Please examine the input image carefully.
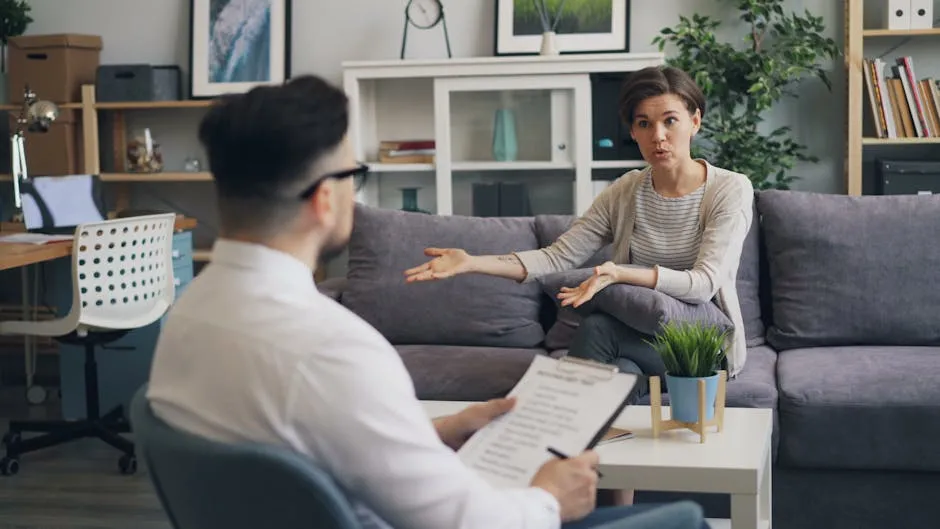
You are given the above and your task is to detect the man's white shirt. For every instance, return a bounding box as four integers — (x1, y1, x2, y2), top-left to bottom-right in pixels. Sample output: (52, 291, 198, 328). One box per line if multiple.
(146, 240, 561, 529)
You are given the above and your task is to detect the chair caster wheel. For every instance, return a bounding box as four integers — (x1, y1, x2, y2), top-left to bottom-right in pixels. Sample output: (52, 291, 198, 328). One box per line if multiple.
(26, 385, 47, 405)
(2, 432, 20, 447)
(1, 457, 19, 476)
(119, 454, 137, 475)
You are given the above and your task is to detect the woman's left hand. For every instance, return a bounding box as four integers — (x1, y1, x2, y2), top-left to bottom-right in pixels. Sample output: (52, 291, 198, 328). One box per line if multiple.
(558, 261, 620, 308)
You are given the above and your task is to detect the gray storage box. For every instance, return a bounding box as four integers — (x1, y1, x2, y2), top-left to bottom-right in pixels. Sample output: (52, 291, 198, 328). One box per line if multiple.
(96, 64, 181, 102)
(877, 159, 940, 195)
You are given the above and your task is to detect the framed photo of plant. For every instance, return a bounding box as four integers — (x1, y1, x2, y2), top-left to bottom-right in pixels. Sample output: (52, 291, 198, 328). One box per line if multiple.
(189, 0, 292, 99)
(494, 0, 629, 56)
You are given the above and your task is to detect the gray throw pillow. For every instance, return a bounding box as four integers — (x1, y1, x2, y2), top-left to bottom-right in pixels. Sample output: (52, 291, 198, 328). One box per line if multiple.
(537, 268, 734, 340)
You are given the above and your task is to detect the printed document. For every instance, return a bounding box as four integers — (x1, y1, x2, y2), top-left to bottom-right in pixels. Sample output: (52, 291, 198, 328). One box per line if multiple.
(457, 355, 638, 488)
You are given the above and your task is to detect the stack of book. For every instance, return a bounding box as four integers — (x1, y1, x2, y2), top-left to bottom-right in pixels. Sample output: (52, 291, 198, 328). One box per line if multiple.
(864, 55, 940, 139)
(378, 140, 435, 164)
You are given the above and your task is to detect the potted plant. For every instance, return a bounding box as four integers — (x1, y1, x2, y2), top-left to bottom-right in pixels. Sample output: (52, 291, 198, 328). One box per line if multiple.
(0, 0, 33, 103)
(652, 0, 839, 190)
(647, 321, 729, 424)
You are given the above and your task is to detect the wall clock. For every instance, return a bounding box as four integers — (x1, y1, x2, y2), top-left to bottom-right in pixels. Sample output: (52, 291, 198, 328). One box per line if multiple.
(401, 0, 452, 59)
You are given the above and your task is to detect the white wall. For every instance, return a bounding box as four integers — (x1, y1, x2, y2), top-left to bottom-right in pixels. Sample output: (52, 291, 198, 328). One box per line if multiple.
(19, 0, 940, 207)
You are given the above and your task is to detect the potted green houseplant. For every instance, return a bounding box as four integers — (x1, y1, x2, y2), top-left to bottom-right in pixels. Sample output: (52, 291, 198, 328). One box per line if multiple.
(0, 0, 33, 103)
(647, 321, 729, 424)
(652, 0, 839, 190)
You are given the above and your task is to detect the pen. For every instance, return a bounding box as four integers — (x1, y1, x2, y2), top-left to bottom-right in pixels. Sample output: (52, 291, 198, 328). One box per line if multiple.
(546, 447, 604, 478)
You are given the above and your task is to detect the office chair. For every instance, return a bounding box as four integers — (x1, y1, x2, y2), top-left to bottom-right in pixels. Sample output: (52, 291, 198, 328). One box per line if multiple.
(129, 386, 363, 529)
(0, 213, 177, 476)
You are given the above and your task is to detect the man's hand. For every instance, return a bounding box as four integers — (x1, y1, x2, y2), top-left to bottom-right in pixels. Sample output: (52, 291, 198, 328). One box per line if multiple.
(434, 397, 516, 450)
(557, 261, 620, 308)
(531, 451, 600, 522)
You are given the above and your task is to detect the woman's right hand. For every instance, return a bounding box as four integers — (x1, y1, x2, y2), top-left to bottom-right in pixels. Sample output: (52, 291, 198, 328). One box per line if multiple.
(404, 248, 473, 282)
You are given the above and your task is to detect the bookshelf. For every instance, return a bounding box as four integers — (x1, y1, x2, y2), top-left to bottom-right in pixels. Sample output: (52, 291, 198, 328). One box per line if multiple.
(845, 0, 940, 195)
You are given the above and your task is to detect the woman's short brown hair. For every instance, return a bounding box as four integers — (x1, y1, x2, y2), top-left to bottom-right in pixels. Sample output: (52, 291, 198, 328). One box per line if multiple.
(618, 66, 706, 125)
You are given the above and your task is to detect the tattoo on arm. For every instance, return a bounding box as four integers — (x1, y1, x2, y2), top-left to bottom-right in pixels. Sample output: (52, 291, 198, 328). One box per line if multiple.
(497, 254, 521, 265)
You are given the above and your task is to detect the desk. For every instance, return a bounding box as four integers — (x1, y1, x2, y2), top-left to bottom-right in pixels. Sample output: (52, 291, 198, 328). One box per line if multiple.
(0, 216, 198, 271)
(0, 242, 72, 271)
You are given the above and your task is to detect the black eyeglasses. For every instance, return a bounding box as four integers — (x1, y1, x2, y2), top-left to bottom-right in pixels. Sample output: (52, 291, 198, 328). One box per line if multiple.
(299, 162, 369, 199)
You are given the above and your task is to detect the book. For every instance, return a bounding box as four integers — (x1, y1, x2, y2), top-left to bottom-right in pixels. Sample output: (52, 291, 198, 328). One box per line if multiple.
(457, 355, 639, 488)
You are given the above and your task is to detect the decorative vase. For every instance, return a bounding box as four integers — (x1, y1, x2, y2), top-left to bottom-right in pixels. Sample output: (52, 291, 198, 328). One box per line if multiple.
(492, 108, 518, 162)
(665, 372, 720, 423)
(540, 31, 559, 56)
(400, 187, 431, 214)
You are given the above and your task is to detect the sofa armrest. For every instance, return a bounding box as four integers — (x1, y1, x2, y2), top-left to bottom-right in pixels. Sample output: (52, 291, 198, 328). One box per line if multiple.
(317, 277, 347, 302)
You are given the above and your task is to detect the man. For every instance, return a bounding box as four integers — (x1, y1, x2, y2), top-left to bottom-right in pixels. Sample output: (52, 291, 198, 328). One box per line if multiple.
(146, 74, 707, 529)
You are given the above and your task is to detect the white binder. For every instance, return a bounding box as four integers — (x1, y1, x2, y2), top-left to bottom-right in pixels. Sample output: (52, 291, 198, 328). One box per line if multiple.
(883, 0, 911, 30)
(910, 0, 934, 29)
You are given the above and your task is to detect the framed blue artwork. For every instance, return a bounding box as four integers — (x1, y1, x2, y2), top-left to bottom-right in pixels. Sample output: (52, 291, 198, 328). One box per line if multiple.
(189, 0, 292, 98)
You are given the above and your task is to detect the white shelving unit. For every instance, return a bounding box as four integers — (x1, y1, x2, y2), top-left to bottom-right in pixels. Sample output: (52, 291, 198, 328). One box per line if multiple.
(342, 53, 664, 216)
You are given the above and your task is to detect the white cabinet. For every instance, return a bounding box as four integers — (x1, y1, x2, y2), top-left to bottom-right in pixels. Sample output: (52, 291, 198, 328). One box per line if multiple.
(342, 53, 663, 217)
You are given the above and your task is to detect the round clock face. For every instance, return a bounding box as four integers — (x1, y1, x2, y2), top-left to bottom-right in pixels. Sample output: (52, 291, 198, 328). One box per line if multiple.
(407, 0, 443, 29)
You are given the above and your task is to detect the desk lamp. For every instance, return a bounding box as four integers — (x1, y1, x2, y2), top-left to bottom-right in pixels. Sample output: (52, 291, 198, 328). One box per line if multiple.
(11, 85, 59, 209)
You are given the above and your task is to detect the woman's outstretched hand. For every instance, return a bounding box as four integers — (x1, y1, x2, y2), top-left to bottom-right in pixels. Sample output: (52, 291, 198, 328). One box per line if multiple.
(404, 248, 473, 282)
(557, 261, 620, 307)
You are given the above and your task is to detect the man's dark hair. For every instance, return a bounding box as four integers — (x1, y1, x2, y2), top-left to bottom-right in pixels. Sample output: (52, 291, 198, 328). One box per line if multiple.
(198, 75, 349, 235)
(618, 66, 706, 125)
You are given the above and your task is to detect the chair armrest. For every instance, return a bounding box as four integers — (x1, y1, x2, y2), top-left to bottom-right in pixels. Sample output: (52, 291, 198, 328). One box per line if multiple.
(317, 277, 347, 302)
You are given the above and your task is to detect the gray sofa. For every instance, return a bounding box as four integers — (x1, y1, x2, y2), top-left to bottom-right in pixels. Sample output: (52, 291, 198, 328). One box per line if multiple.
(320, 190, 940, 529)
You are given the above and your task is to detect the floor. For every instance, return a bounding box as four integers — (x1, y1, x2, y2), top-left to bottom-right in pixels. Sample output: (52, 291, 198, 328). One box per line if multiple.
(0, 386, 170, 529)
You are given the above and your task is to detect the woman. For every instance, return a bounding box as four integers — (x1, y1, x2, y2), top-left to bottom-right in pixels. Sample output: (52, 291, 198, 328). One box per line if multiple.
(404, 65, 753, 501)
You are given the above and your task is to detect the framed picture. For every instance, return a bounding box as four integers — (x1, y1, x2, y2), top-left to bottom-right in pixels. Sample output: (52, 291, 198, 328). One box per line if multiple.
(189, 0, 292, 98)
(494, 0, 629, 56)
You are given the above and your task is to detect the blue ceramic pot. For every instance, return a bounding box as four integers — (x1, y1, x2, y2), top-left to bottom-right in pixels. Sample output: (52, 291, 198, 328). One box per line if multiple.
(665, 372, 720, 423)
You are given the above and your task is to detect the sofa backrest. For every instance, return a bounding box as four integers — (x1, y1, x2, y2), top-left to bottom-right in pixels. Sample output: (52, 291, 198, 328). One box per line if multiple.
(757, 190, 940, 350)
(341, 205, 546, 348)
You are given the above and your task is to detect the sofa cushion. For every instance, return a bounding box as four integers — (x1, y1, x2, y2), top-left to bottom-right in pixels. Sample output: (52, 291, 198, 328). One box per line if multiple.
(737, 200, 765, 346)
(758, 190, 940, 350)
(343, 205, 544, 348)
(777, 346, 940, 472)
(397, 345, 560, 401)
(537, 268, 733, 337)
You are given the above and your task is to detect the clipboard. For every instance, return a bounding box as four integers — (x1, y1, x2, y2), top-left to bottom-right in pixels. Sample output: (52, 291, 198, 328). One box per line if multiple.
(555, 356, 641, 450)
(456, 354, 640, 489)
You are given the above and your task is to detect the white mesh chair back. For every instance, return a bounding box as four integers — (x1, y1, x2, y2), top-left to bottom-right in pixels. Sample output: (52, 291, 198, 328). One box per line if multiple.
(70, 213, 177, 333)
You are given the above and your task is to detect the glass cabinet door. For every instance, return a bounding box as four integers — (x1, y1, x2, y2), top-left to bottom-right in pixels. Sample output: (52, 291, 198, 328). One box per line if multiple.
(434, 74, 592, 216)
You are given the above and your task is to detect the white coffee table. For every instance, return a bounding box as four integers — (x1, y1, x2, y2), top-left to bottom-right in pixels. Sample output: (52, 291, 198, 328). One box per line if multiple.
(422, 401, 773, 529)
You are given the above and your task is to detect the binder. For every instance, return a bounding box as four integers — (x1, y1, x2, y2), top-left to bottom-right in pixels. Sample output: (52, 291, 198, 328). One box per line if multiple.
(882, 0, 911, 30)
(910, 0, 933, 30)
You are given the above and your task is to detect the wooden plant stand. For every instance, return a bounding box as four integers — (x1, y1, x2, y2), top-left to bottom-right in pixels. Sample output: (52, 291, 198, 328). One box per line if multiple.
(649, 371, 727, 444)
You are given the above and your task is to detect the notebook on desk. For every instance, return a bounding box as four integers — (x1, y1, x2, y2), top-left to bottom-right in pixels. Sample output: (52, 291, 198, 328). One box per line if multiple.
(20, 174, 107, 235)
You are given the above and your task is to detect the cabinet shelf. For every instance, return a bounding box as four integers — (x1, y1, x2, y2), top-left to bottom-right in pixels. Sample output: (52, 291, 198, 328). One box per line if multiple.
(591, 160, 647, 170)
(95, 100, 215, 110)
(99, 172, 214, 182)
(862, 137, 940, 145)
(370, 163, 434, 172)
(451, 161, 574, 171)
(862, 28, 940, 37)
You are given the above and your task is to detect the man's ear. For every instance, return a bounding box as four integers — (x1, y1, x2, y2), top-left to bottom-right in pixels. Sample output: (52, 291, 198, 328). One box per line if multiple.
(307, 181, 336, 225)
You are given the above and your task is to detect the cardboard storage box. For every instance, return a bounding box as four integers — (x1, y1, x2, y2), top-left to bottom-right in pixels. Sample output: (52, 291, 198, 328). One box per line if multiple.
(7, 34, 102, 103)
(8, 109, 83, 177)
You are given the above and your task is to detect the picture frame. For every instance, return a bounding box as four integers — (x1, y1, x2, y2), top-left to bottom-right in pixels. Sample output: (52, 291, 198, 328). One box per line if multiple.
(494, 0, 629, 56)
(189, 0, 292, 99)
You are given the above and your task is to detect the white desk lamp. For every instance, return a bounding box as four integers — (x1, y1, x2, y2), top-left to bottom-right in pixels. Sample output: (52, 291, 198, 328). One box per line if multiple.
(12, 85, 59, 209)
